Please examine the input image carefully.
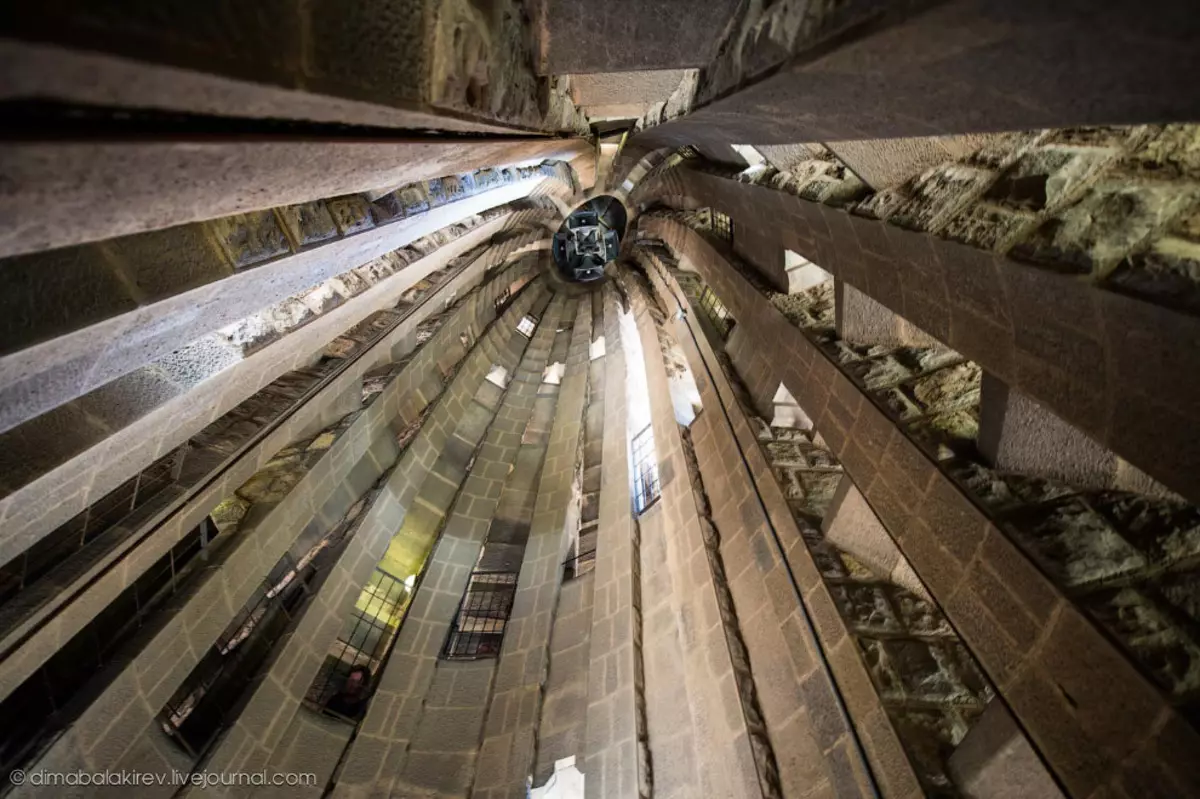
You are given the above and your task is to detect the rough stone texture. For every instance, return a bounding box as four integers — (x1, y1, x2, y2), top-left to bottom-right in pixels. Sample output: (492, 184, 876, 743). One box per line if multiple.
(0, 254, 545, 712)
(336, 292, 568, 799)
(621, 1, 1200, 151)
(947, 700, 1065, 799)
(470, 295, 592, 799)
(836, 281, 939, 350)
(534, 0, 740, 74)
(0, 129, 591, 259)
(0, 168, 563, 437)
(0, 202, 566, 580)
(619, 268, 768, 799)
(631, 140, 1200, 504)
(571, 70, 689, 106)
(828, 135, 1006, 191)
(205, 280, 552, 799)
(979, 373, 1174, 494)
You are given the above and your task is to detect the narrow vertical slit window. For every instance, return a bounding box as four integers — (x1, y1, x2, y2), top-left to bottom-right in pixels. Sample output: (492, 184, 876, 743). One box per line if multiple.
(516, 314, 538, 338)
(631, 424, 661, 513)
(697, 285, 735, 339)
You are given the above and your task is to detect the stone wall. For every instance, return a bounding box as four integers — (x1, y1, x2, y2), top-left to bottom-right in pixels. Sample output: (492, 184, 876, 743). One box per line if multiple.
(196, 278, 551, 797)
(631, 126, 1200, 507)
(0, 206, 563, 584)
(639, 215, 1200, 798)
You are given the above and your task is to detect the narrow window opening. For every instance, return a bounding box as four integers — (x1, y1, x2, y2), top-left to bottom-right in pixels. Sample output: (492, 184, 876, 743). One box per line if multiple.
(697, 285, 735, 339)
(442, 571, 519, 659)
(486, 364, 510, 388)
(516, 314, 538, 338)
(631, 425, 661, 514)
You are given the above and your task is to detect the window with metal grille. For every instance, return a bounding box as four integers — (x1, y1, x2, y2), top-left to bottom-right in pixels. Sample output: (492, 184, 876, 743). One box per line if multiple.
(0, 447, 186, 610)
(443, 570, 519, 659)
(305, 568, 412, 718)
(709, 210, 733, 242)
(516, 314, 537, 338)
(159, 551, 318, 757)
(631, 425, 661, 513)
(494, 287, 512, 315)
(697, 285, 735, 339)
(0, 516, 221, 784)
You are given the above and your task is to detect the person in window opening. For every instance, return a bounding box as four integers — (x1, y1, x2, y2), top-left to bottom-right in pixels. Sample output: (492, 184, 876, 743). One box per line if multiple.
(324, 664, 372, 721)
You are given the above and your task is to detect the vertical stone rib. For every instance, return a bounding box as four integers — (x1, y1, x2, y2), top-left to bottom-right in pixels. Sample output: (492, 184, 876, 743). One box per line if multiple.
(472, 293, 593, 799)
(582, 284, 652, 799)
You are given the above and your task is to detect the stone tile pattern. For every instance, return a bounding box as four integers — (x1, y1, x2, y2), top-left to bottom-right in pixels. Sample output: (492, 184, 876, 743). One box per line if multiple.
(471, 295, 594, 799)
(712, 210, 1200, 722)
(0, 204, 563, 600)
(193, 282, 554, 797)
(14, 271, 548, 798)
(332, 295, 571, 799)
(533, 294, 607, 786)
(642, 254, 917, 798)
(619, 269, 764, 799)
(637, 217, 1200, 799)
(0, 246, 543, 712)
(629, 126, 1200, 505)
(13, 375, 400, 796)
(0, 252, 465, 687)
(582, 285, 651, 799)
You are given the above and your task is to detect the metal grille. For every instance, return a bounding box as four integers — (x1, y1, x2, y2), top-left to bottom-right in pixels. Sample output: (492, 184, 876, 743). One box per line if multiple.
(709, 210, 733, 242)
(1, 448, 186, 608)
(697, 285, 735, 339)
(494, 287, 512, 315)
(306, 569, 410, 712)
(443, 571, 518, 659)
(631, 425, 661, 513)
(563, 547, 597, 580)
(0, 516, 220, 782)
(160, 552, 315, 756)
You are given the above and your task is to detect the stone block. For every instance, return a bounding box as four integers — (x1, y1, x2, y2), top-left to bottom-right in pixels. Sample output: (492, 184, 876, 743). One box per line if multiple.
(915, 475, 987, 566)
(75, 365, 184, 430)
(948, 699, 1065, 799)
(836, 281, 937, 349)
(278, 201, 340, 247)
(208, 211, 291, 269)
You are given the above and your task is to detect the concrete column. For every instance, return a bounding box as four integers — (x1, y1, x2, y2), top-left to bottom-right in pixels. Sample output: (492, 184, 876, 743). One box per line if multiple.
(471, 295, 593, 799)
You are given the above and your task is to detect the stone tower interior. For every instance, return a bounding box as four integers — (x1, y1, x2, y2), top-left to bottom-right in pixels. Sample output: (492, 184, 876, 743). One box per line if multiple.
(0, 3, 1199, 798)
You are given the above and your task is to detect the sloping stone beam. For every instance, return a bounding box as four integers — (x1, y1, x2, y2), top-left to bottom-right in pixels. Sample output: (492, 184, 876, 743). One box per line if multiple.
(0, 218, 555, 586)
(0, 252, 543, 711)
(635, 165, 1200, 506)
(0, 133, 592, 258)
(619, 0, 1200, 154)
(0, 173, 565, 435)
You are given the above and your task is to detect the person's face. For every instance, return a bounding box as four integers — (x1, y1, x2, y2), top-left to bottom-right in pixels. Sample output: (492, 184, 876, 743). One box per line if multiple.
(346, 671, 364, 692)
